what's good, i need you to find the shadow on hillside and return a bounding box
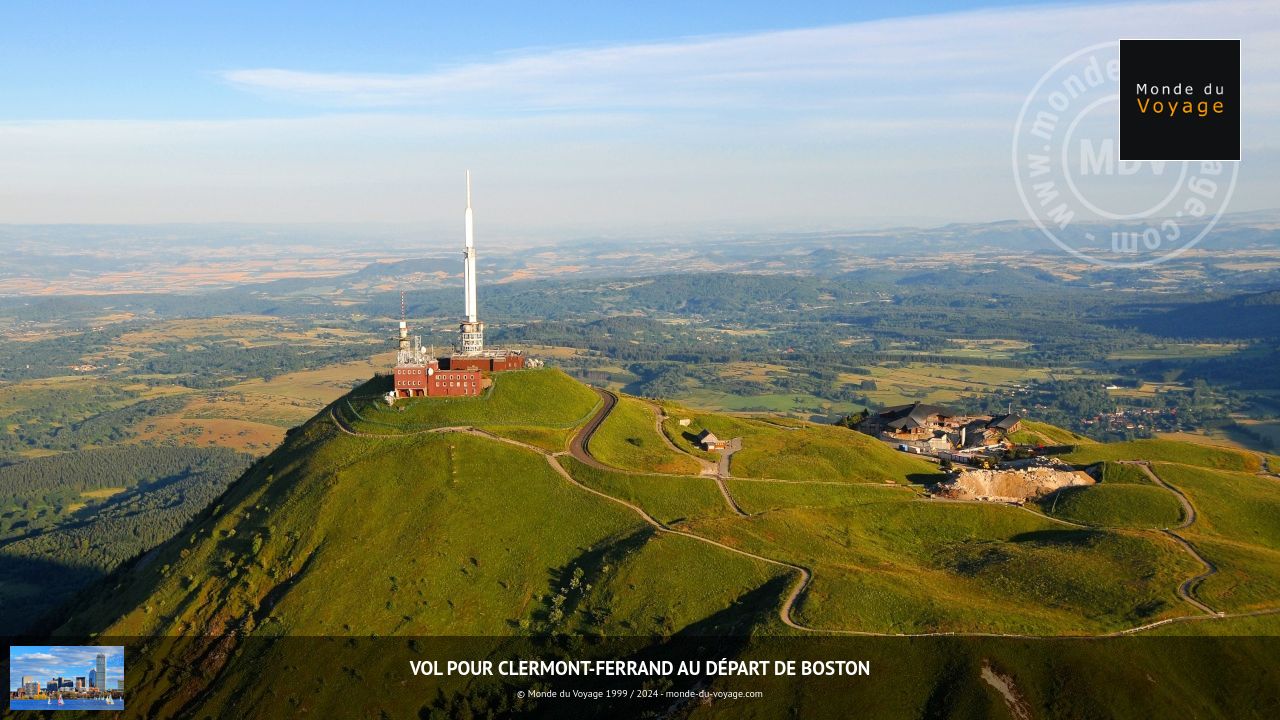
[907,471,948,487]
[0,553,102,635]
[1008,528,1102,546]
[674,573,792,637]
[534,527,657,631]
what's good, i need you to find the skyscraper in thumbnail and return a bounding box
[96,653,106,689]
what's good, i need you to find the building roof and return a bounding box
[877,402,960,430]
[988,414,1022,430]
[695,430,720,444]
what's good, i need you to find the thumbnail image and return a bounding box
[8,646,124,711]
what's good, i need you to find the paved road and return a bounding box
[567,388,617,471]
[329,397,1278,637]
[717,437,742,476]
[715,438,749,517]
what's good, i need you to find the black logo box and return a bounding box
[1120,39,1240,161]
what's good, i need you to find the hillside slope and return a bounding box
[46,369,1280,718]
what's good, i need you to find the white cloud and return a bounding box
[219,0,1280,116]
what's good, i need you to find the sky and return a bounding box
[1,0,1277,237]
[9,646,124,690]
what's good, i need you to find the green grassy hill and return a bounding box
[58,393,774,641]
[1010,419,1094,445]
[44,369,1280,717]
[1063,438,1261,472]
[1038,484,1186,528]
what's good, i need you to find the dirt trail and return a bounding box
[1118,461,1221,616]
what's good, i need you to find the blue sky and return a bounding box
[1,0,1276,233]
[9,646,124,690]
[1,0,1077,120]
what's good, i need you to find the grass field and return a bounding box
[61,421,775,642]
[1100,461,1154,484]
[1141,612,1280,635]
[562,456,731,525]
[230,352,393,406]
[80,486,127,500]
[133,417,285,454]
[54,399,786,717]
[1009,420,1094,446]
[678,388,860,416]
[724,479,919,514]
[1106,381,1189,399]
[479,425,574,453]
[1105,343,1243,361]
[1038,484,1185,529]
[588,396,702,475]
[1183,536,1280,612]
[1063,439,1261,473]
[681,485,1197,634]
[845,362,1086,407]
[663,409,940,483]
[940,338,1032,358]
[1154,465,1280,551]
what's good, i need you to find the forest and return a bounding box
[0,446,250,634]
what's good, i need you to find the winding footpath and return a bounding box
[1118,460,1222,616]
[329,395,1279,638]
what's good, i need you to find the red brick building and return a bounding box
[394,360,482,398]
[441,351,525,372]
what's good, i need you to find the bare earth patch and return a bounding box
[935,459,1095,503]
[980,660,1032,720]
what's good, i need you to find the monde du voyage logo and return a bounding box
[1013,39,1241,267]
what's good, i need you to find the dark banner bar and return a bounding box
[5,635,1278,718]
